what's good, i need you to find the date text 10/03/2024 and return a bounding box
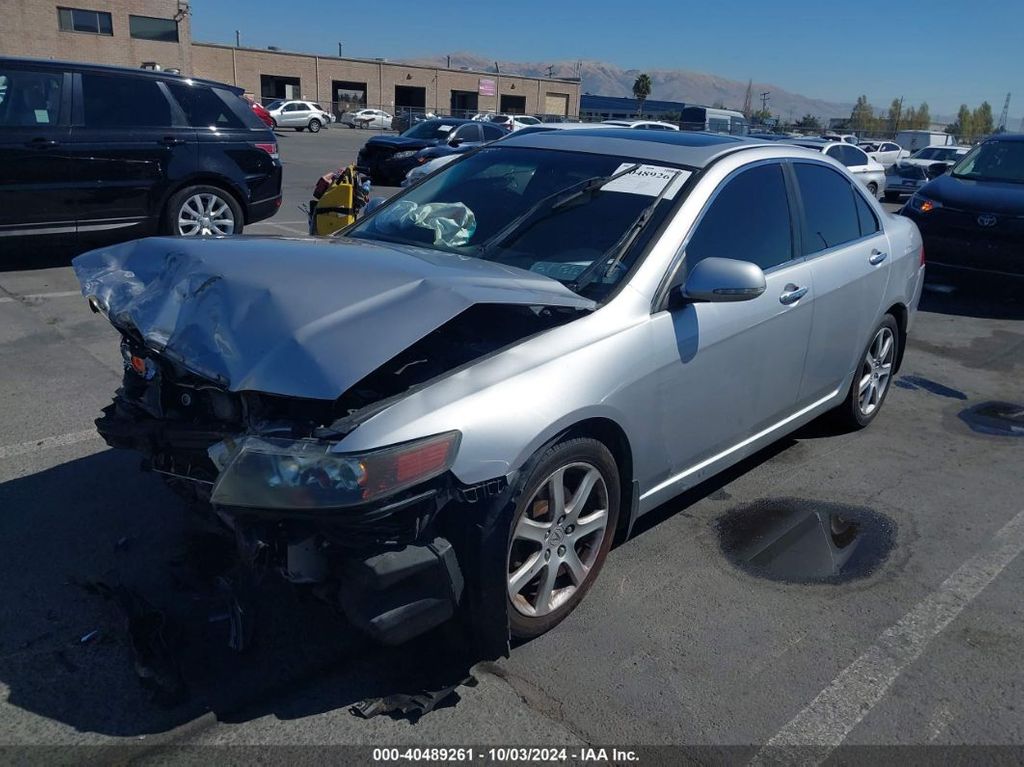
[372,748,640,762]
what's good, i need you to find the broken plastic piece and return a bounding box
[350,675,477,720]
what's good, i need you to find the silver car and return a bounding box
[790,139,887,198]
[75,130,924,649]
[266,99,332,132]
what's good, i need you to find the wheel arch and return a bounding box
[885,301,909,372]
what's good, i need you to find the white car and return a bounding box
[822,133,859,144]
[897,144,971,170]
[266,100,332,133]
[340,109,393,130]
[602,119,680,131]
[882,145,971,201]
[790,139,886,197]
[861,141,909,168]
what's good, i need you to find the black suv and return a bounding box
[0,57,282,253]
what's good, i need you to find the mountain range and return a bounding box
[407,53,854,120]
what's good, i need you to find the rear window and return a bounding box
[166,83,255,129]
[81,72,173,128]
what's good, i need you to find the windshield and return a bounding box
[347,147,691,298]
[402,121,463,140]
[952,141,1024,183]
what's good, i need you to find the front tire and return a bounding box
[164,185,243,237]
[832,314,899,430]
[308,118,322,133]
[506,438,620,640]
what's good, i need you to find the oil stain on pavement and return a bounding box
[716,499,896,584]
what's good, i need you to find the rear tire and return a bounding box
[831,314,899,430]
[164,185,243,237]
[867,182,878,197]
[506,438,620,640]
[308,118,322,133]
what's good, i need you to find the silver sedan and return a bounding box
[75,129,924,647]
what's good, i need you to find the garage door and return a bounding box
[544,92,569,116]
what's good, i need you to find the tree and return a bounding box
[947,104,973,142]
[794,113,820,130]
[751,108,772,126]
[849,94,877,135]
[632,74,652,117]
[888,98,903,132]
[914,102,930,130]
[742,79,753,120]
[972,101,994,138]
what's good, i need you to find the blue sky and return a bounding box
[191,0,1023,116]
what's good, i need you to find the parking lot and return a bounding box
[1,128,1023,759]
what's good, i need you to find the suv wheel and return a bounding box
[506,438,620,639]
[867,181,878,197]
[308,118,322,133]
[166,186,243,237]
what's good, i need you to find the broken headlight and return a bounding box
[208,431,460,510]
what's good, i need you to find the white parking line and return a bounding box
[0,429,100,460]
[752,507,1024,764]
[0,290,82,304]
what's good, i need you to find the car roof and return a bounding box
[0,55,241,94]
[497,128,773,168]
[421,117,475,126]
[983,133,1024,142]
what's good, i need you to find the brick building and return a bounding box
[0,1,581,117]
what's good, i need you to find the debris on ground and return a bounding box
[350,675,477,721]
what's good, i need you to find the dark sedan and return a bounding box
[902,135,1024,277]
[358,119,492,185]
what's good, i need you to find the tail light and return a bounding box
[254,142,279,160]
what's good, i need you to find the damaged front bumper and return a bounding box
[96,378,506,648]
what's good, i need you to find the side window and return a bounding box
[167,84,244,129]
[854,190,880,237]
[481,123,505,140]
[684,163,794,273]
[842,146,869,166]
[793,163,863,253]
[826,145,843,161]
[283,103,301,112]
[883,143,899,152]
[0,68,63,127]
[455,123,481,141]
[81,73,173,128]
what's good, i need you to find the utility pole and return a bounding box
[235,30,240,47]
[894,95,904,134]
[547,65,555,78]
[760,91,770,114]
[337,42,343,57]
[447,55,451,68]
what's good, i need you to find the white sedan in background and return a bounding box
[340,109,393,129]
[267,100,333,132]
[862,141,909,168]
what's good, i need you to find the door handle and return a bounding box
[779,284,808,305]
[869,249,888,265]
[161,136,186,146]
[26,137,59,148]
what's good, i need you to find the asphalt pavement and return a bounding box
[0,129,1022,762]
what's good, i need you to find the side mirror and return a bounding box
[448,136,463,147]
[678,257,767,303]
[363,197,388,216]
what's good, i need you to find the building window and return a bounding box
[129,15,179,43]
[57,7,113,35]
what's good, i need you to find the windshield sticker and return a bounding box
[437,125,454,133]
[603,164,690,199]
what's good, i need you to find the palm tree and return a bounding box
[632,74,652,118]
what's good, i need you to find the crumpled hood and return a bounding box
[74,236,594,400]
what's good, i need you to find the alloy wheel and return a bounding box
[858,326,895,416]
[507,462,610,617]
[177,193,235,236]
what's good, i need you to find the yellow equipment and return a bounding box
[308,165,369,236]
